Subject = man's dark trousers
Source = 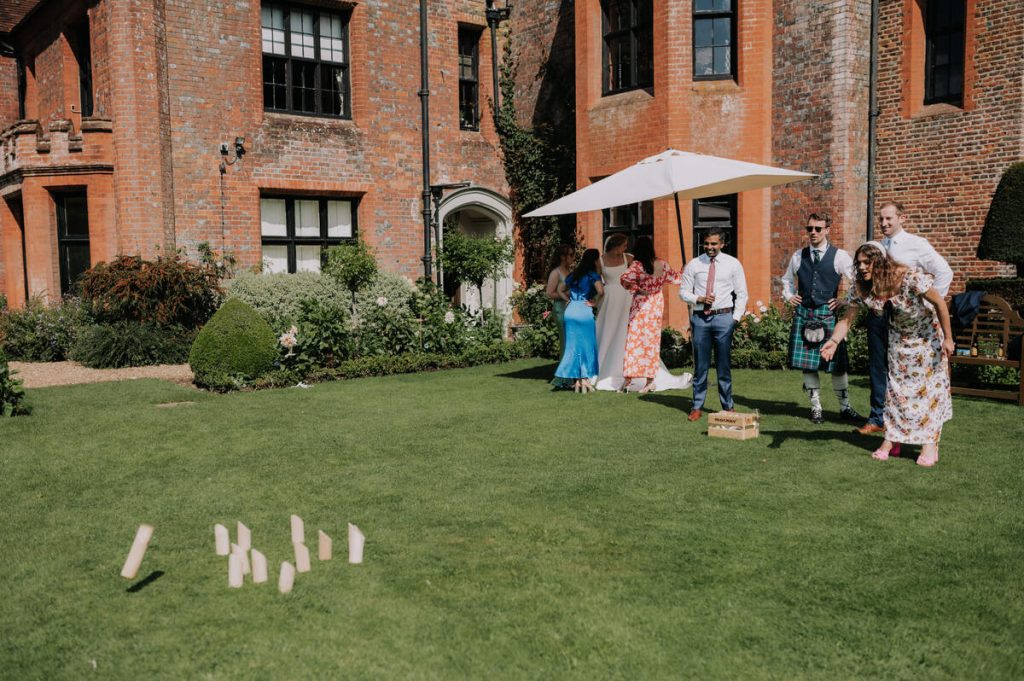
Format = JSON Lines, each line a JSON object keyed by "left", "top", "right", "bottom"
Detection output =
{"left": 691, "top": 312, "right": 736, "bottom": 411}
{"left": 866, "top": 311, "right": 888, "bottom": 426}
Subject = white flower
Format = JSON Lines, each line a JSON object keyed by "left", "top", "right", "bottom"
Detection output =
{"left": 444, "top": 310, "right": 456, "bottom": 324}
{"left": 756, "top": 300, "right": 764, "bottom": 308}
{"left": 376, "top": 296, "right": 388, "bottom": 307}
{"left": 759, "top": 304, "right": 768, "bottom": 313}
{"left": 752, "top": 316, "right": 761, "bottom": 324}
{"left": 279, "top": 326, "right": 298, "bottom": 350}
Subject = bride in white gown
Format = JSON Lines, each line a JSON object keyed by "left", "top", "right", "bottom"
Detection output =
{"left": 595, "top": 234, "right": 692, "bottom": 392}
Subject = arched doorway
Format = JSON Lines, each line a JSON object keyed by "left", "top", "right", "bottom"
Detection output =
{"left": 435, "top": 187, "right": 514, "bottom": 315}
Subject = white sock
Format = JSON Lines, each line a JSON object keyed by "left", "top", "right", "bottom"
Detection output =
{"left": 803, "top": 371, "right": 822, "bottom": 410}
{"left": 832, "top": 373, "right": 850, "bottom": 409}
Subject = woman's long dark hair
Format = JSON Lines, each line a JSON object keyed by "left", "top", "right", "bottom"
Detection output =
{"left": 568, "top": 248, "right": 600, "bottom": 284}
{"left": 854, "top": 243, "right": 905, "bottom": 299}
{"left": 548, "top": 244, "right": 574, "bottom": 273}
{"left": 632, "top": 236, "right": 655, "bottom": 274}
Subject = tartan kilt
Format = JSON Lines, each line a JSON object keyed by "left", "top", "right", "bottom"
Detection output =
{"left": 788, "top": 304, "right": 849, "bottom": 373}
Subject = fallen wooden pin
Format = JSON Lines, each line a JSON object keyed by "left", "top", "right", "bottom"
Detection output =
{"left": 121, "top": 524, "right": 154, "bottom": 579}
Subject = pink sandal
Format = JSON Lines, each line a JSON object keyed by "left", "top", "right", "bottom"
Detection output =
{"left": 917, "top": 448, "right": 939, "bottom": 467}
{"left": 871, "top": 443, "right": 900, "bottom": 461}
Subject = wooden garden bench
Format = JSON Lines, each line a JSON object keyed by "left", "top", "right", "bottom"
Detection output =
{"left": 950, "top": 294, "right": 1024, "bottom": 405}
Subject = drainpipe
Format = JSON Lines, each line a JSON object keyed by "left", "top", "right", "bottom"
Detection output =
{"left": 866, "top": 0, "right": 880, "bottom": 240}
{"left": 419, "top": 0, "right": 433, "bottom": 280}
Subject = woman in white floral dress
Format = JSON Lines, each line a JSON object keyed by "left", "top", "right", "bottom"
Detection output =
{"left": 822, "top": 241, "right": 954, "bottom": 467}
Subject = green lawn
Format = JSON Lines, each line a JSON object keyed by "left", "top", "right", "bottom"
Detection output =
{"left": 1, "top": 360, "right": 1022, "bottom": 680}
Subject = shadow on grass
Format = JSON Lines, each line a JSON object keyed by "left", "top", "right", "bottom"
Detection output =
{"left": 126, "top": 570, "right": 165, "bottom": 593}
{"left": 638, "top": 393, "right": 694, "bottom": 413}
{"left": 496, "top": 363, "right": 558, "bottom": 381}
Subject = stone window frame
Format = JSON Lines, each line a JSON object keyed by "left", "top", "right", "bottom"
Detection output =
{"left": 600, "top": 0, "right": 654, "bottom": 96}
{"left": 901, "top": 0, "right": 977, "bottom": 117}
{"left": 458, "top": 25, "right": 482, "bottom": 131}
{"left": 260, "top": 195, "right": 359, "bottom": 274}
{"left": 692, "top": 0, "right": 737, "bottom": 82}
{"left": 261, "top": 2, "right": 351, "bottom": 119}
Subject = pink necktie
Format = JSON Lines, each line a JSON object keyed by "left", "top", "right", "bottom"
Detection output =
{"left": 705, "top": 258, "right": 717, "bottom": 300}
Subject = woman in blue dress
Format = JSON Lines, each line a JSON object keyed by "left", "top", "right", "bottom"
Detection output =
{"left": 553, "top": 249, "right": 604, "bottom": 393}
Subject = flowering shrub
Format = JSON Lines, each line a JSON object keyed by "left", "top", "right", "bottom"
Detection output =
{"left": 410, "top": 280, "right": 472, "bottom": 354}
{"left": 0, "top": 296, "right": 89, "bottom": 361}
{"left": 226, "top": 271, "right": 350, "bottom": 333}
{"left": 286, "top": 298, "right": 353, "bottom": 373}
{"left": 510, "top": 283, "right": 560, "bottom": 359}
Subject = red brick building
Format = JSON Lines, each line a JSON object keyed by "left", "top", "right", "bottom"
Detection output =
{"left": 0, "top": 0, "right": 514, "bottom": 308}
{"left": 566, "top": 0, "right": 1021, "bottom": 328}
{"left": 3, "top": 0, "right": 1021, "bottom": 321}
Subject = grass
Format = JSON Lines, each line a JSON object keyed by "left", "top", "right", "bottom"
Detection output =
{"left": 1, "top": 360, "right": 1022, "bottom": 680}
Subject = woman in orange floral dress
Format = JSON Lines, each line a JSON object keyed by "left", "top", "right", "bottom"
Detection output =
{"left": 620, "top": 236, "right": 683, "bottom": 394}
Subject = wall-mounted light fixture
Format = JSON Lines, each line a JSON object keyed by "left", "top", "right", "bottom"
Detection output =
{"left": 219, "top": 136, "right": 246, "bottom": 174}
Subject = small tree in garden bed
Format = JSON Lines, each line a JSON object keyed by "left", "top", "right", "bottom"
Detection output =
{"left": 323, "top": 240, "right": 378, "bottom": 315}
{"left": 438, "top": 223, "right": 514, "bottom": 311}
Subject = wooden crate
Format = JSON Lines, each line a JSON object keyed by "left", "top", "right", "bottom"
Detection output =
{"left": 707, "top": 411, "right": 760, "bottom": 440}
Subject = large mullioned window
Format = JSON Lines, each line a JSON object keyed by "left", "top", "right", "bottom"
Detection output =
{"left": 260, "top": 196, "right": 357, "bottom": 274}
{"left": 261, "top": 3, "right": 351, "bottom": 118}
{"left": 601, "top": 0, "right": 653, "bottom": 95}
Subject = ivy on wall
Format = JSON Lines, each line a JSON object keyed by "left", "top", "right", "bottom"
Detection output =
{"left": 495, "top": 36, "right": 577, "bottom": 282}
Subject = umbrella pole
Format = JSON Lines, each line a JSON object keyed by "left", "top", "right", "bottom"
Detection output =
{"left": 673, "top": 192, "right": 686, "bottom": 264}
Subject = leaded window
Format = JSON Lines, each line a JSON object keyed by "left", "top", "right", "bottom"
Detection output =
{"left": 924, "top": 0, "right": 965, "bottom": 105}
{"left": 693, "top": 0, "right": 735, "bottom": 80}
{"left": 261, "top": 3, "right": 350, "bottom": 118}
{"left": 458, "top": 27, "right": 481, "bottom": 130}
{"left": 55, "top": 191, "right": 91, "bottom": 295}
{"left": 601, "top": 0, "right": 653, "bottom": 95}
{"left": 260, "top": 196, "right": 357, "bottom": 274}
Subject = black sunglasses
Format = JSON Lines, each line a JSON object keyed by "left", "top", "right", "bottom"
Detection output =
{"left": 805, "top": 225, "right": 825, "bottom": 233}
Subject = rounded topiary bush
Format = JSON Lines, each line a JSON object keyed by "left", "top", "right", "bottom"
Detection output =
{"left": 189, "top": 298, "right": 278, "bottom": 389}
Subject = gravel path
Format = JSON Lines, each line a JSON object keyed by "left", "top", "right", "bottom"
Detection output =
{"left": 9, "top": 361, "right": 195, "bottom": 389}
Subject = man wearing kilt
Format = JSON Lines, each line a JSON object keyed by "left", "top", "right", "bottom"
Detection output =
{"left": 782, "top": 213, "right": 861, "bottom": 424}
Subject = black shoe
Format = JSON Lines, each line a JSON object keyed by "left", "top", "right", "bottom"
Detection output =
{"left": 810, "top": 408, "right": 824, "bottom": 424}
{"left": 839, "top": 406, "right": 862, "bottom": 422}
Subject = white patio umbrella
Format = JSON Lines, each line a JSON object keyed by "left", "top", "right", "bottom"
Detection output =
{"left": 523, "top": 149, "right": 815, "bottom": 261}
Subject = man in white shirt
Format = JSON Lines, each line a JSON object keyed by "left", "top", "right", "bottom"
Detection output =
{"left": 680, "top": 227, "right": 749, "bottom": 421}
{"left": 858, "top": 201, "right": 954, "bottom": 435}
{"left": 781, "top": 213, "right": 860, "bottom": 424}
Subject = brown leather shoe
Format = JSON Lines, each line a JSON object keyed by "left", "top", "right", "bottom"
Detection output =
{"left": 857, "top": 423, "right": 885, "bottom": 435}
{"left": 688, "top": 409, "right": 703, "bottom": 422}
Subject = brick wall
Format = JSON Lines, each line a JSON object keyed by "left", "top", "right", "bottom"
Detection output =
{"left": 874, "top": 0, "right": 1022, "bottom": 292}
{"left": 159, "top": 0, "right": 509, "bottom": 280}
{"left": 574, "top": 0, "right": 775, "bottom": 328}
{"left": 771, "top": 0, "right": 871, "bottom": 298}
